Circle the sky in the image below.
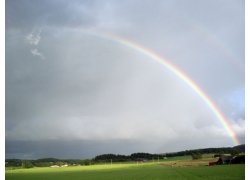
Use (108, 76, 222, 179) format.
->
(5, 0, 245, 160)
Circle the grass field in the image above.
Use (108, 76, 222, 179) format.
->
(5, 154, 245, 180)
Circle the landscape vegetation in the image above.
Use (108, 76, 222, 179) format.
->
(5, 144, 245, 180)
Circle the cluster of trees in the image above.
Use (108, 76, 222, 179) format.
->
(164, 147, 241, 157)
(231, 149, 241, 156)
(6, 144, 245, 168)
(94, 153, 164, 163)
(31, 158, 74, 167)
(76, 159, 92, 166)
(214, 148, 241, 158)
(5, 159, 23, 167)
(5, 158, 90, 168)
(131, 153, 164, 160)
(94, 154, 132, 162)
(5, 160, 36, 169)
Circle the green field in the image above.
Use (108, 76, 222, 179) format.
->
(5, 157, 245, 180)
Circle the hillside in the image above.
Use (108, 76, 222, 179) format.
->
(233, 144, 245, 153)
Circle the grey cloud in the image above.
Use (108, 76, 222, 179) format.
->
(5, 0, 245, 159)
(5, 134, 236, 160)
(5, 0, 112, 31)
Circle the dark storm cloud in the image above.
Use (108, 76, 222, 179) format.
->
(6, 139, 164, 159)
(5, 0, 97, 29)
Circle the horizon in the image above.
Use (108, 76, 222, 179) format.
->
(5, 144, 245, 160)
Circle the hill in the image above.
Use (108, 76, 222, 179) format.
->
(233, 144, 245, 153)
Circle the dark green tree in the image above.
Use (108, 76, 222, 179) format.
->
(218, 150, 224, 157)
(191, 153, 202, 159)
(22, 161, 34, 168)
(231, 149, 240, 156)
(84, 159, 90, 165)
(56, 161, 65, 167)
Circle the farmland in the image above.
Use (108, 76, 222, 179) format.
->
(5, 155, 245, 180)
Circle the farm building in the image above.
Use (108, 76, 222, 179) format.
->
(134, 158, 148, 162)
(209, 162, 217, 166)
(217, 156, 236, 165)
(50, 165, 59, 168)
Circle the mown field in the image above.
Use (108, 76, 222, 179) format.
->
(5, 154, 245, 180)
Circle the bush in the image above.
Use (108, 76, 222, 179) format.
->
(22, 161, 34, 168)
(231, 149, 240, 156)
(191, 153, 202, 159)
(84, 160, 90, 166)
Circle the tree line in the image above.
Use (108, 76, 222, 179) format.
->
(5, 144, 244, 168)
(164, 146, 244, 157)
(94, 153, 164, 163)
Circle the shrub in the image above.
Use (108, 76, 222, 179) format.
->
(191, 153, 202, 159)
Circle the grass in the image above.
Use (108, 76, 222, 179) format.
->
(5, 154, 245, 180)
(161, 154, 219, 167)
(5, 164, 245, 180)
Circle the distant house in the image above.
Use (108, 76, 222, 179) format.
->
(217, 156, 236, 165)
(135, 158, 148, 162)
(50, 165, 59, 168)
(209, 162, 217, 166)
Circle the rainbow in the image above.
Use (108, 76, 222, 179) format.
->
(73, 28, 241, 145)
(6, 27, 241, 145)
(176, 14, 244, 76)
(192, 25, 244, 77)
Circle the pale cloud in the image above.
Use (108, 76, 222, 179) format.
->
(25, 29, 46, 59)
(26, 29, 41, 45)
(31, 49, 45, 59)
(229, 118, 245, 137)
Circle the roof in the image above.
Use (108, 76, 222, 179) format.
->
(226, 156, 236, 161)
(135, 158, 148, 161)
(219, 156, 236, 161)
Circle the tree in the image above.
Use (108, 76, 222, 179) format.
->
(231, 149, 240, 156)
(218, 150, 224, 157)
(191, 153, 202, 159)
(22, 161, 34, 168)
(77, 160, 85, 166)
(77, 159, 91, 166)
(56, 161, 64, 167)
(84, 159, 90, 165)
(214, 154, 220, 158)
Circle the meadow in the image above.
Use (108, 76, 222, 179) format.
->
(5, 155, 245, 180)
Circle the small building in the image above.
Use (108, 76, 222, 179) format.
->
(50, 165, 59, 168)
(209, 162, 217, 166)
(217, 156, 236, 165)
(135, 158, 148, 162)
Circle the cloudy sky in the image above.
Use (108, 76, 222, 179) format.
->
(5, 0, 245, 159)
